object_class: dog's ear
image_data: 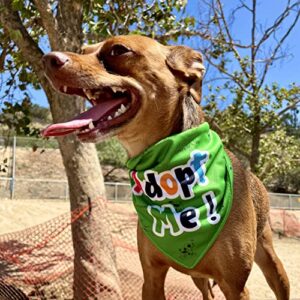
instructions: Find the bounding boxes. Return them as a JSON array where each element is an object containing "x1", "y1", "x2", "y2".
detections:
[
  {"x1": 81, "y1": 42, "x2": 103, "y2": 54},
  {"x1": 166, "y1": 46, "x2": 205, "y2": 103}
]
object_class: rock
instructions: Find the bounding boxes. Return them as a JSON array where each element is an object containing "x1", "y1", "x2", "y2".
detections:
[{"x1": 270, "y1": 209, "x2": 300, "y2": 238}]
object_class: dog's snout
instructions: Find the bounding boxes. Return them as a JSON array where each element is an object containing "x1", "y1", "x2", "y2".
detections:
[{"x1": 43, "y1": 52, "x2": 70, "y2": 69}]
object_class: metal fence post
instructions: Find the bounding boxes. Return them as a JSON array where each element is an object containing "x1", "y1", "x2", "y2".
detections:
[
  {"x1": 115, "y1": 183, "x2": 118, "y2": 201},
  {"x1": 10, "y1": 136, "x2": 16, "y2": 199},
  {"x1": 65, "y1": 182, "x2": 69, "y2": 200}
]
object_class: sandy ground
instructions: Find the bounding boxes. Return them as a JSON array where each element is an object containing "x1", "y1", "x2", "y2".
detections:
[{"x1": 0, "y1": 199, "x2": 299, "y2": 299}]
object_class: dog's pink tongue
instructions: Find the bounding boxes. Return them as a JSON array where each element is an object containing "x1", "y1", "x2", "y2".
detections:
[{"x1": 41, "y1": 98, "x2": 125, "y2": 137}]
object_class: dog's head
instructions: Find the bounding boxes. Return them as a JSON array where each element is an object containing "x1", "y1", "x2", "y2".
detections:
[{"x1": 42, "y1": 35, "x2": 205, "y2": 157}]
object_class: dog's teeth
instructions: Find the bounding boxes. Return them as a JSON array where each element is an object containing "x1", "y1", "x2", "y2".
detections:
[
  {"x1": 83, "y1": 89, "x2": 93, "y2": 100},
  {"x1": 89, "y1": 122, "x2": 95, "y2": 129},
  {"x1": 107, "y1": 116, "x2": 112, "y2": 120},
  {"x1": 113, "y1": 104, "x2": 127, "y2": 118},
  {"x1": 120, "y1": 104, "x2": 126, "y2": 113},
  {"x1": 63, "y1": 86, "x2": 67, "y2": 93},
  {"x1": 112, "y1": 87, "x2": 127, "y2": 94},
  {"x1": 117, "y1": 87, "x2": 126, "y2": 93}
]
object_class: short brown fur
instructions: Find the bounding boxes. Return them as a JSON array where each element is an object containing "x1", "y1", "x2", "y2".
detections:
[{"x1": 43, "y1": 35, "x2": 290, "y2": 300}]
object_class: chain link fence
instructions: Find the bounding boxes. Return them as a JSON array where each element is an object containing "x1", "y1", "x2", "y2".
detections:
[
  {"x1": 0, "y1": 177, "x2": 132, "y2": 201},
  {"x1": 0, "y1": 135, "x2": 299, "y2": 207},
  {"x1": 0, "y1": 135, "x2": 133, "y2": 201},
  {"x1": 269, "y1": 193, "x2": 300, "y2": 210}
]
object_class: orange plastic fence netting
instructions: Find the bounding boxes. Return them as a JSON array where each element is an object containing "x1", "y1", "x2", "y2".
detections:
[{"x1": 0, "y1": 198, "x2": 225, "y2": 300}]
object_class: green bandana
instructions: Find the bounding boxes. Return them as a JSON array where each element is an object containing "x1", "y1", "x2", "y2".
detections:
[{"x1": 127, "y1": 122, "x2": 233, "y2": 269}]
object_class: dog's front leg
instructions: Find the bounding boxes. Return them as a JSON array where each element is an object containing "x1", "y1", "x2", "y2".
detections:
[
  {"x1": 141, "y1": 264, "x2": 169, "y2": 300},
  {"x1": 137, "y1": 224, "x2": 169, "y2": 300}
]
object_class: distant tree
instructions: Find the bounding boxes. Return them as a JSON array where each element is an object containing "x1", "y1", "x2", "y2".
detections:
[
  {"x1": 282, "y1": 107, "x2": 300, "y2": 137},
  {"x1": 196, "y1": 0, "x2": 300, "y2": 177},
  {"x1": 271, "y1": 166, "x2": 300, "y2": 194},
  {"x1": 97, "y1": 138, "x2": 127, "y2": 177},
  {"x1": 0, "y1": 101, "x2": 50, "y2": 137},
  {"x1": 29, "y1": 103, "x2": 51, "y2": 124},
  {"x1": 97, "y1": 139, "x2": 127, "y2": 167},
  {"x1": 0, "y1": 98, "x2": 32, "y2": 135},
  {"x1": 265, "y1": 108, "x2": 300, "y2": 193}
]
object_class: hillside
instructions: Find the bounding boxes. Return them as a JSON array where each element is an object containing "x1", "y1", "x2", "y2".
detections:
[{"x1": 0, "y1": 145, "x2": 130, "y2": 199}]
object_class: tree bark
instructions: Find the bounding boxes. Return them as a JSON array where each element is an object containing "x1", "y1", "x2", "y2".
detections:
[
  {"x1": 0, "y1": 1, "x2": 123, "y2": 299},
  {"x1": 250, "y1": 126, "x2": 261, "y2": 173}
]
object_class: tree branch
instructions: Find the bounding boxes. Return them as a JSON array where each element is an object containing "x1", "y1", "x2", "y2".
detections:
[
  {"x1": 261, "y1": 97, "x2": 300, "y2": 133},
  {"x1": 0, "y1": 44, "x2": 9, "y2": 72},
  {"x1": 33, "y1": 0, "x2": 60, "y2": 50},
  {"x1": 250, "y1": 0, "x2": 257, "y2": 88},
  {"x1": 155, "y1": 29, "x2": 209, "y2": 43},
  {"x1": 203, "y1": 51, "x2": 252, "y2": 95},
  {"x1": 203, "y1": 76, "x2": 229, "y2": 84},
  {"x1": 258, "y1": 9, "x2": 300, "y2": 89},
  {"x1": 239, "y1": 0, "x2": 252, "y2": 12},
  {"x1": 215, "y1": 0, "x2": 251, "y2": 80},
  {"x1": 0, "y1": 0, "x2": 45, "y2": 79},
  {"x1": 277, "y1": 98, "x2": 300, "y2": 117},
  {"x1": 254, "y1": 1, "x2": 299, "y2": 56},
  {"x1": 56, "y1": 0, "x2": 84, "y2": 52},
  {"x1": 104, "y1": 167, "x2": 118, "y2": 180}
]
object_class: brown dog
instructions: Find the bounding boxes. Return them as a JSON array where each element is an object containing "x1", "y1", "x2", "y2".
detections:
[{"x1": 42, "y1": 35, "x2": 290, "y2": 300}]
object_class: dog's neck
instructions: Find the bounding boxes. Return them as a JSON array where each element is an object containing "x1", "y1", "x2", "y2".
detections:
[
  {"x1": 119, "y1": 95, "x2": 205, "y2": 159},
  {"x1": 178, "y1": 94, "x2": 205, "y2": 133}
]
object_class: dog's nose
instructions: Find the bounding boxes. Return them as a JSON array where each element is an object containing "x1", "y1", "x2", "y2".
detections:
[{"x1": 43, "y1": 52, "x2": 70, "y2": 69}]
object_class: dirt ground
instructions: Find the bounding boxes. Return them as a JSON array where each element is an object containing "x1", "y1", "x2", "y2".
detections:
[{"x1": 0, "y1": 199, "x2": 299, "y2": 299}]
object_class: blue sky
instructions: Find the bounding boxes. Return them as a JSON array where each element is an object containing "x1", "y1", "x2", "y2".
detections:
[
  {"x1": 11, "y1": 0, "x2": 300, "y2": 108},
  {"x1": 185, "y1": 1, "x2": 300, "y2": 85}
]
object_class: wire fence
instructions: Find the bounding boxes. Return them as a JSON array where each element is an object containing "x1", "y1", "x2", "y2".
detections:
[
  {"x1": 0, "y1": 135, "x2": 299, "y2": 208},
  {"x1": 0, "y1": 177, "x2": 132, "y2": 201},
  {"x1": 0, "y1": 135, "x2": 132, "y2": 201},
  {"x1": 0, "y1": 176, "x2": 300, "y2": 209},
  {"x1": 269, "y1": 193, "x2": 300, "y2": 210}
]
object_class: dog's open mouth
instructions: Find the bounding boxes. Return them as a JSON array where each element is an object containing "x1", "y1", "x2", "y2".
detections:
[{"x1": 41, "y1": 85, "x2": 140, "y2": 141}]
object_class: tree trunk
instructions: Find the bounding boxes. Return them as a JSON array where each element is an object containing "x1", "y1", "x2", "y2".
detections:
[
  {"x1": 250, "y1": 93, "x2": 261, "y2": 173},
  {"x1": 62, "y1": 138, "x2": 122, "y2": 299},
  {"x1": 0, "y1": 1, "x2": 123, "y2": 298},
  {"x1": 250, "y1": 129, "x2": 260, "y2": 173},
  {"x1": 45, "y1": 91, "x2": 123, "y2": 300}
]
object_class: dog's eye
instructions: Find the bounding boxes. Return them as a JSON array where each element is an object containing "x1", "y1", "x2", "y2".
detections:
[{"x1": 110, "y1": 44, "x2": 131, "y2": 57}]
